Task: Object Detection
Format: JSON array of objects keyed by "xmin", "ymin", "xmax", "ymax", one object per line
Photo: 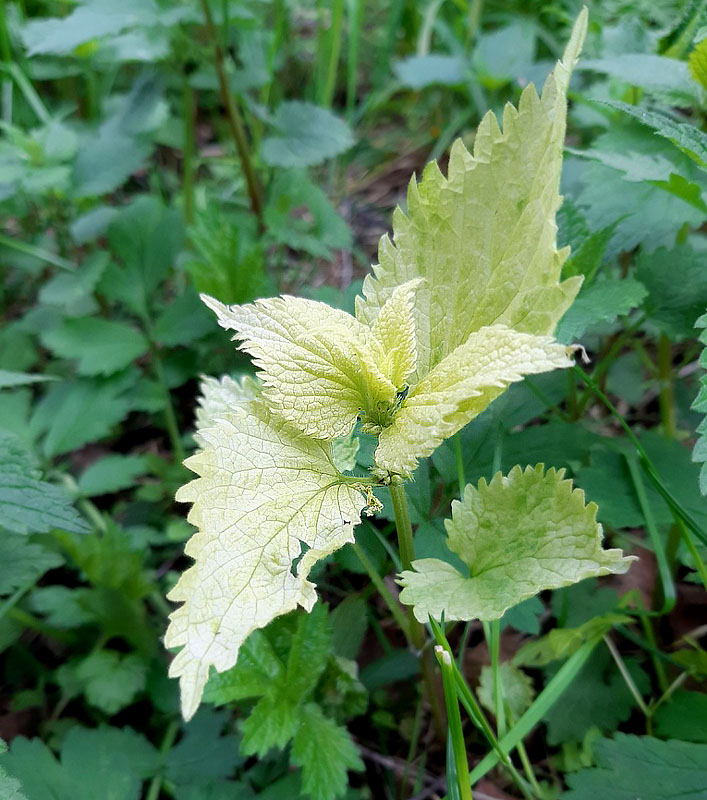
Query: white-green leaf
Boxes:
[
  {"xmin": 201, "ymin": 292, "xmax": 415, "ymax": 440},
  {"xmin": 478, "ymin": 662, "xmax": 535, "ymax": 720},
  {"xmin": 399, "ymin": 465, "xmax": 635, "ymax": 623},
  {"xmin": 356, "ymin": 10, "xmax": 587, "ymax": 380},
  {"xmin": 375, "ymin": 327, "xmax": 573, "ymax": 476},
  {"xmin": 166, "ymin": 391, "xmax": 367, "ymax": 720}
]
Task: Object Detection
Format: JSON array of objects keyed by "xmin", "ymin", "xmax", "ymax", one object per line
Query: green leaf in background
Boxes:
[
  {"xmin": 97, "ymin": 195, "xmax": 179, "ymax": 316},
  {"xmin": 472, "ymin": 19, "xmax": 536, "ymax": 87},
  {"xmin": 30, "ymin": 378, "xmax": 133, "ymax": 457},
  {"xmin": 165, "ymin": 710, "xmax": 243, "ymax": 788},
  {"xmin": 399, "ymin": 465, "xmax": 634, "ymax": 623},
  {"xmin": 291, "ymin": 703, "xmax": 363, "ymax": 800},
  {"xmin": 692, "ymin": 311, "xmax": 707, "ymax": 494},
  {"xmin": 0, "ymin": 370, "xmax": 56, "ymax": 388},
  {"xmin": 0, "ymin": 534, "xmax": 63, "ymax": 596},
  {"xmin": 185, "ymin": 208, "xmax": 273, "ymax": 305},
  {"xmin": 604, "ymin": 101, "xmax": 707, "ymax": 168},
  {"xmin": 544, "ymin": 648, "xmax": 649, "ymax": 744},
  {"xmin": 77, "ymin": 454, "xmax": 150, "ymax": 496},
  {"xmin": 72, "ymin": 650, "xmax": 147, "ymax": 714},
  {"xmin": 21, "ymin": 0, "xmax": 162, "ymax": 56},
  {"xmin": 152, "ymin": 288, "xmax": 215, "ymax": 347},
  {"xmin": 556, "ymin": 276, "xmax": 647, "ymax": 343},
  {"xmin": 394, "ymin": 55, "xmax": 465, "ymax": 88},
  {"xmin": 0, "ymin": 432, "xmax": 89, "ymax": 534},
  {"xmin": 653, "ymin": 690, "xmax": 707, "ymax": 743},
  {"xmin": 580, "ymin": 55, "xmax": 696, "ymax": 97},
  {"xmin": 265, "ymin": 170, "xmax": 352, "ymax": 259},
  {"xmin": 260, "ymin": 102, "xmax": 354, "ymax": 167},
  {"xmin": 72, "ymin": 75, "xmax": 167, "ymax": 198},
  {"xmin": 0, "ymin": 726, "xmax": 160, "ymax": 800},
  {"xmin": 41, "ymin": 317, "xmax": 149, "ymax": 376},
  {"xmin": 478, "ymin": 662, "xmax": 535, "ymax": 720},
  {"xmin": 636, "ymin": 245, "xmax": 707, "ymax": 340},
  {"xmin": 562, "ymin": 734, "xmax": 707, "ymax": 799}
]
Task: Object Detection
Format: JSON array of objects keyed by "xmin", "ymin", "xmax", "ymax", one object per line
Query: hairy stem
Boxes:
[
  {"xmin": 390, "ymin": 482, "xmax": 446, "ymax": 740},
  {"xmin": 199, "ymin": 0, "xmax": 264, "ymax": 226}
]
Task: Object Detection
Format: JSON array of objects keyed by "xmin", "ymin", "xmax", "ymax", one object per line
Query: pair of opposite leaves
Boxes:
[{"xmin": 165, "ymin": 8, "xmax": 633, "ymax": 721}]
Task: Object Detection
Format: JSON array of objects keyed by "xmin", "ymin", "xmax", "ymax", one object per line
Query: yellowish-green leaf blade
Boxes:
[
  {"xmin": 371, "ymin": 279, "xmax": 421, "ymax": 388},
  {"xmin": 375, "ymin": 326, "xmax": 573, "ymax": 476},
  {"xmin": 478, "ymin": 662, "xmax": 536, "ymax": 720},
  {"xmin": 399, "ymin": 464, "xmax": 635, "ymax": 623},
  {"xmin": 166, "ymin": 395, "xmax": 367, "ymax": 720},
  {"xmin": 202, "ymin": 293, "xmax": 395, "ymax": 439},
  {"xmin": 194, "ymin": 374, "xmax": 260, "ymax": 440},
  {"xmin": 356, "ymin": 9, "xmax": 587, "ymax": 379}
]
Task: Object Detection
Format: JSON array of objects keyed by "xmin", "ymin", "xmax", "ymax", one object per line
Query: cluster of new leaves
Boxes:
[{"xmin": 166, "ymin": 9, "xmax": 629, "ymax": 722}]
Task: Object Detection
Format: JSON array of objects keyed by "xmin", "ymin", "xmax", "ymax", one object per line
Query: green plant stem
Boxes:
[
  {"xmin": 182, "ymin": 77, "xmax": 196, "ymax": 225},
  {"xmin": 487, "ymin": 620, "xmax": 506, "ymax": 737},
  {"xmin": 389, "ymin": 483, "xmax": 446, "ymax": 740},
  {"xmin": 454, "ymin": 434, "xmax": 466, "ymax": 497},
  {"xmin": 604, "ymin": 635, "xmax": 650, "ymax": 718},
  {"xmin": 351, "ymin": 542, "xmax": 412, "ymax": 644},
  {"xmin": 466, "ymin": 639, "xmax": 599, "ymax": 789},
  {"xmin": 346, "ymin": 0, "xmax": 363, "ymax": 118},
  {"xmin": 574, "ymin": 365, "xmax": 707, "ymax": 548},
  {"xmin": 145, "ymin": 720, "xmax": 180, "ymax": 800},
  {"xmin": 199, "ymin": 0, "xmax": 264, "ymax": 226},
  {"xmin": 436, "ymin": 646, "xmax": 473, "ymax": 800},
  {"xmin": 430, "ymin": 618, "xmax": 534, "ymax": 800},
  {"xmin": 151, "ymin": 345, "xmax": 186, "ymax": 465},
  {"xmin": 8, "ymin": 608, "xmax": 73, "ymax": 643},
  {"xmin": 625, "ymin": 455, "xmax": 676, "ymax": 614},
  {"xmin": 677, "ymin": 517, "xmax": 707, "ymax": 590},
  {"xmin": 657, "ymin": 334, "xmax": 676, "ymax": 440},
  {"xmin": 0, "ymin": 232, "xmax": 75, "ymax": 271},
  {"xmin": 320, "ymin": 0, "xmax": 345, "ymax": 107}
]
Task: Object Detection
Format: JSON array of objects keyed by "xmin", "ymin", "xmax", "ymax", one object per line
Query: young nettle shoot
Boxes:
[{"xmin": 165, "ymin": 7, "xmax": 632, "ymax": 721}]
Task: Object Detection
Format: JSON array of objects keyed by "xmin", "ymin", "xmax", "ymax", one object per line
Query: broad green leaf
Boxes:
[
  {"xmin": 165, "ymin": 710, "xmax": 243, "ymax": 787},
  {"xmin": 636, "ymin": 245, "xmax": 707, "ymax": 341},
  {"xmin": 73, "ymin": 650, "xmax": 147, "ymax": 714},
  {"xmin": 562, "ymin": 734, "xmax": 707, "ymax": 799},
  {"xmin": 478, "ymin": 662, "xmax": 535, "ymax": 720},
  {"xmin": 356, "ymin": 10, "xmax": 587, "ymax": 380},
  {"xmin": 202, "ymin": 290, "xmax": 417, "ymax": 440},
  {"xmin": 0, "ymin": 758, "xmax": 28, "ymax": 800},
  {"xmin": 654, "ymin": 690, "xmax": 707, "ymax": 743},
  {"xmin": 0, "ymin": 432, "xmax": 89, "ymax": 535},
  {"xmin": 580, "ymin": 55, "xmax": 696, "ymax": 97},
  {"xmin": 692, "ymin": 311, "xmax": 707, "ymax": 495},
  {"xmin": 604, "ymin": 101, "xmax": 707, "ymax": 167},
  {"xmin": 374, "ymin": 327, "xmax": 573, "ymax": 475},
  {"xmin": 0, "ymin": 533, "xmax": 63, "ymax": 596},
  {"xmin": 77, "ymin": 454, "xmax": 150, "ymax": 496},
  {"xmin": 166, "ymin": 392, "xmax": 367, "ymax": 720},
  {"xmin": 399, "ymin": 465, "xmax": 634, "ymax": 623},
  {"xmin": 240, "ymin": 693, "xmax": 299, "ymax": 756},
  {"xmin": 30, "ymin": 378, "xmax": 133, "ymax": 457},
  {"xmin": 555, "ymin": 276, "xmax": 647, "ymax": 343},
  {"xmin": 544, "ymin": 647, "xmax": 650, "ymax": 744},
  {"xmin": 394, "ymin": 55, "xmax": 465, "ymax": 88},
  {"xmin": 0, "ymin": 726, "xmax": 160, "ymax": 800},
  {"xmin": 21, "ymin": 0, "xmax": 162, "ymax": 56},
  {"xmin": 104, "ymin": 195, "xmax": 182, "ymax": 317},
  {"xmin": 42, "ymin": 317, "xmax": 149, "ymax": 376},
  {"xmin": 291, "ymin": 704, "xmax": 363, "ymax": 800},
  {"xmin": 260, "ymin": 102, "xmax": 354, "ymax": 167},
  {"xmin": 265, "ymin": 170, "xmax": 352, "ymax": 260}
]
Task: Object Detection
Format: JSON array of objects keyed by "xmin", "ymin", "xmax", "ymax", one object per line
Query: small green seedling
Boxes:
[{"xmin": 165, "ymin": 7, "xmax": 632, "ymax": 722}]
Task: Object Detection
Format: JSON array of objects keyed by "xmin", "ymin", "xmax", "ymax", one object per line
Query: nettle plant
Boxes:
[{"xmin": 165, "ymin": 8, "xmax": 633, "ymax": 723}]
